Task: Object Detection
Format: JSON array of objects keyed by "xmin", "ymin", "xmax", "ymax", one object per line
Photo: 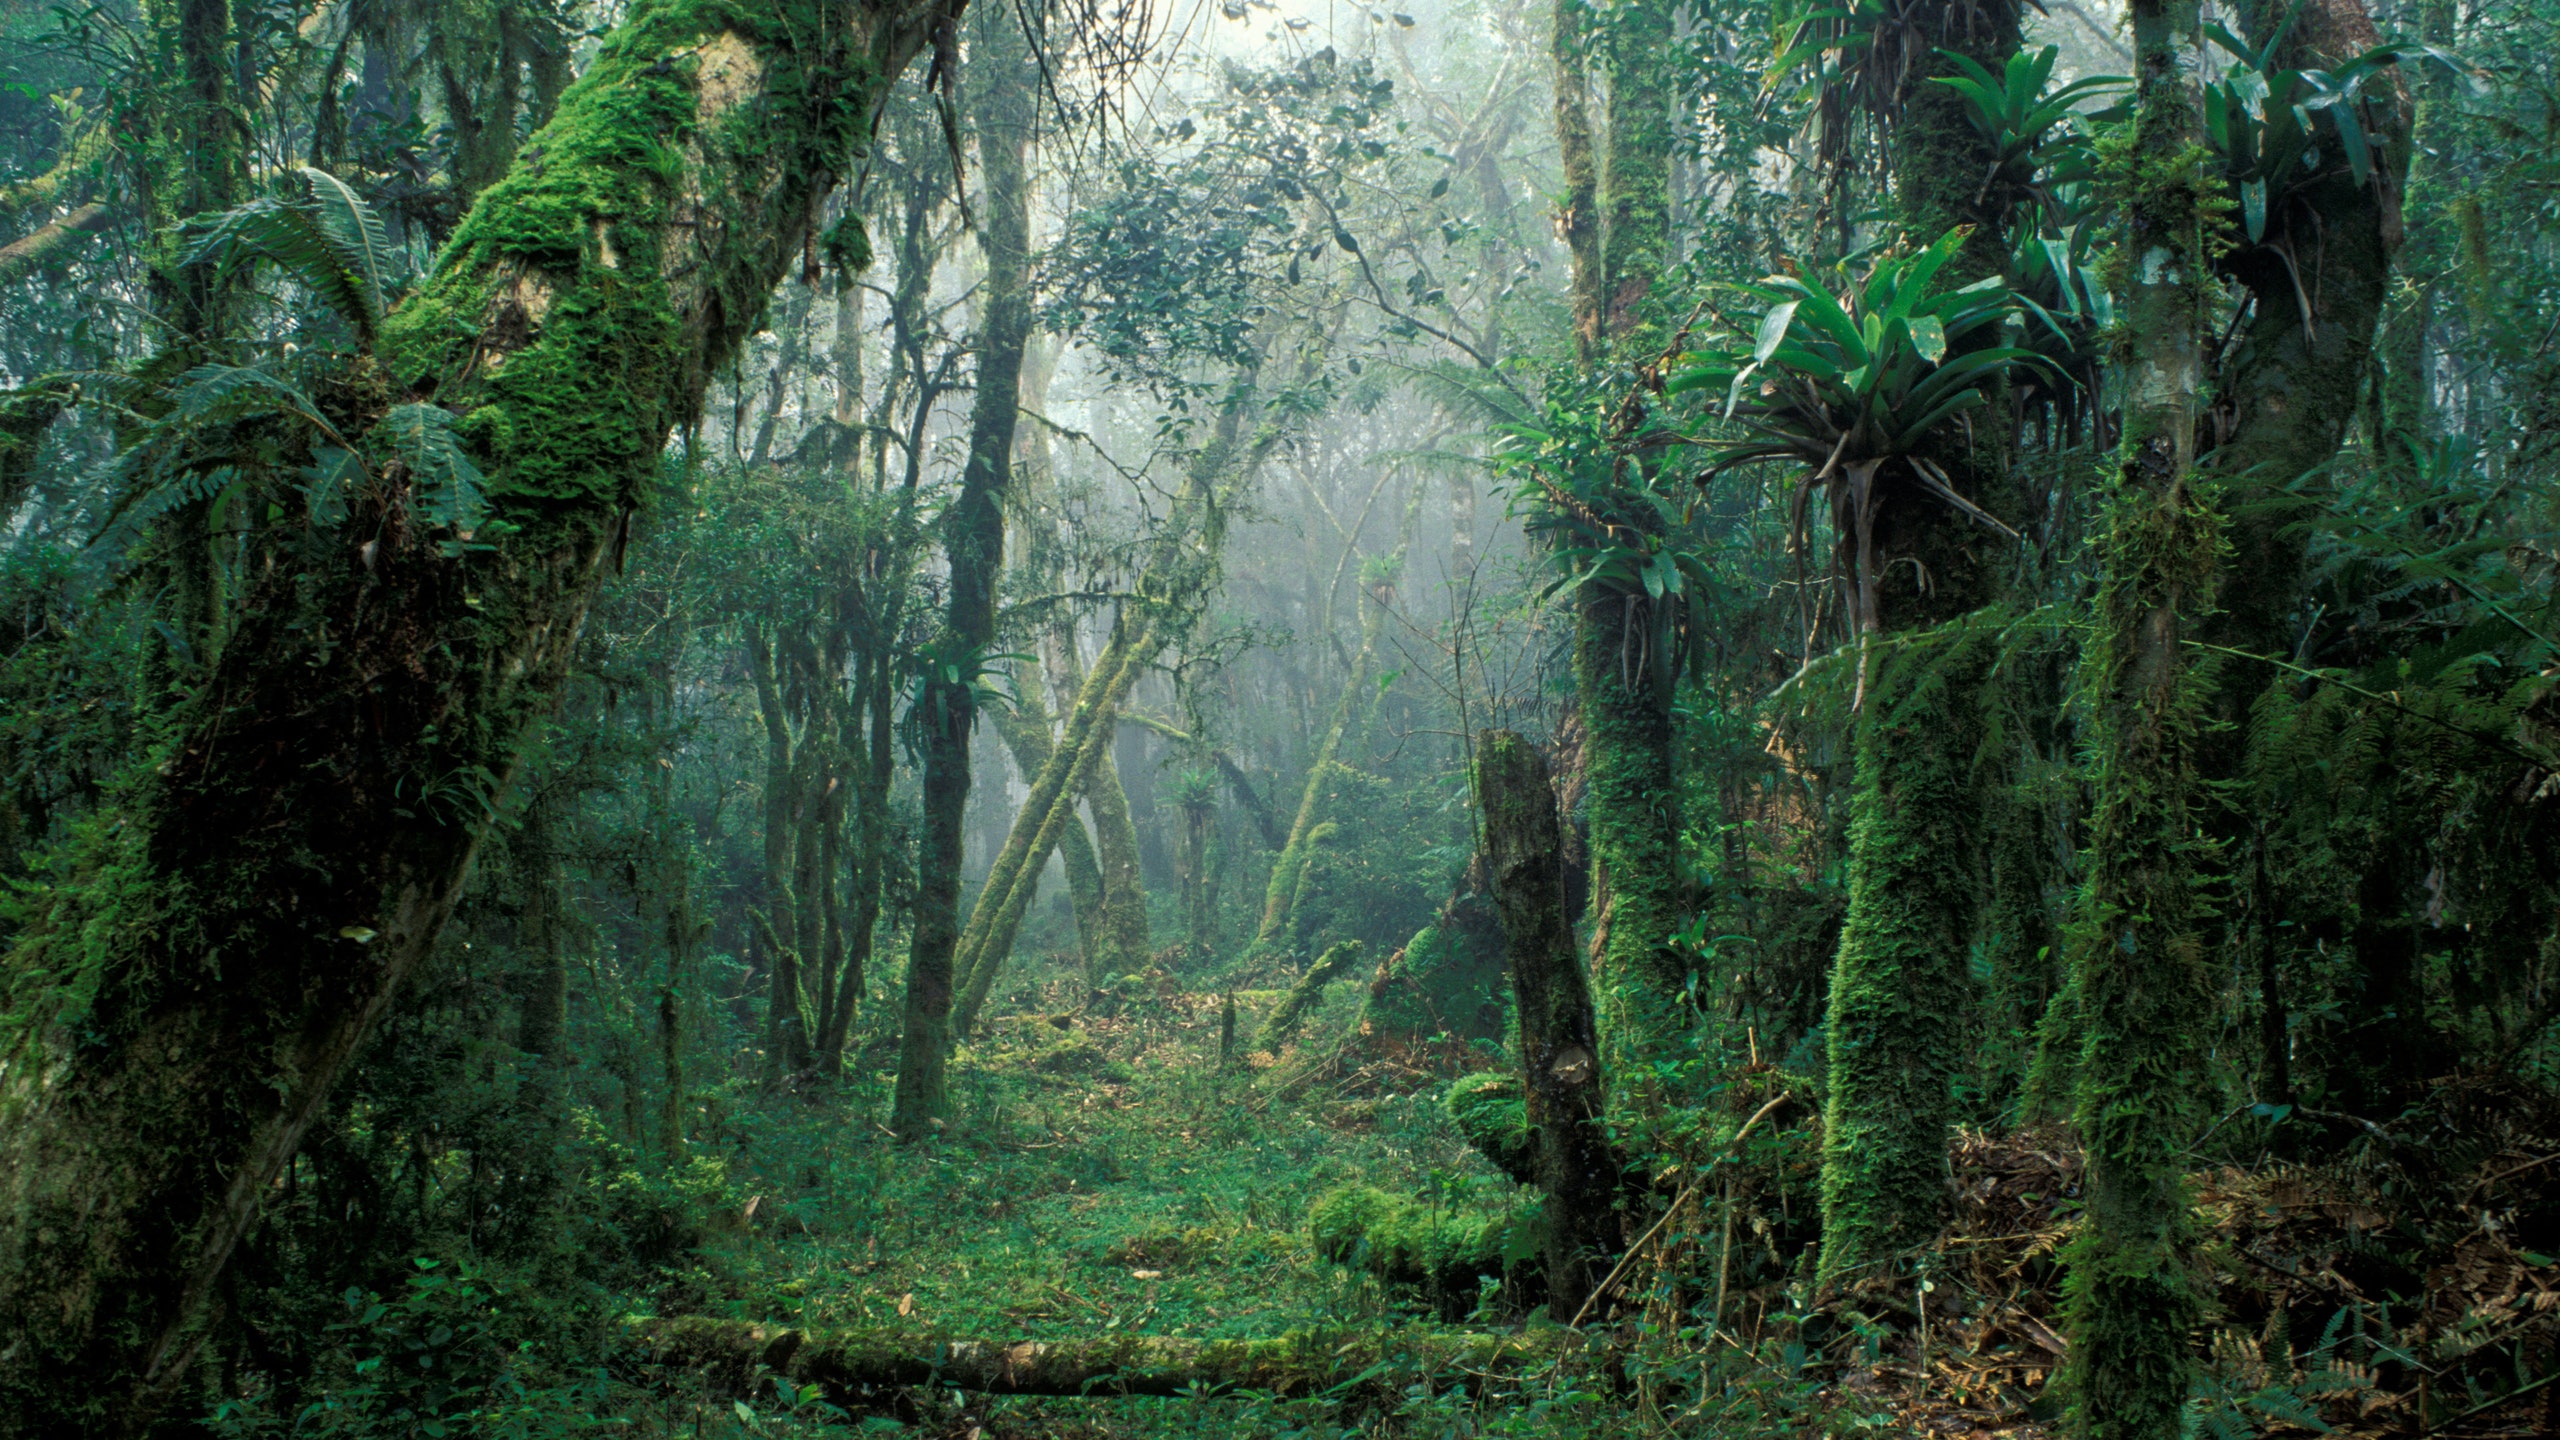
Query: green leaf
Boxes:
[
  {"xmin": 1752, "ymin": 301, "xmax": 1800, "ymax": 363},
  {"xmin": 1908, "ymin": 313, "xmax": 1947, "ymax": 364},
  {"xmin": 2243, "ymin": 179, "xmax": 2268, "ymax": 242}
]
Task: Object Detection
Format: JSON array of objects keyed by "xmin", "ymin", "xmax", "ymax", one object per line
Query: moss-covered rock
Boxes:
[{"xmin": 1307, "ymin": 1184, "xmax": 1543, "ymax": 1316}]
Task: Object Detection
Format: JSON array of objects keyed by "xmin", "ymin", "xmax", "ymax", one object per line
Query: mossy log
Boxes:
[
  {"xmin": 632, "ymin": 1316, "xmax": 1554, "ymax": 1399},
  {"xmin": 1306, "ymin": 1185, "xmax": 1542, "ymax": 1315}
]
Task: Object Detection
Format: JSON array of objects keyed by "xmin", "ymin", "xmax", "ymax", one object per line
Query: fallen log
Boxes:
[{"xmin": 630, "ymin": 1316, "xmax": 1562, "ymax": 1401}]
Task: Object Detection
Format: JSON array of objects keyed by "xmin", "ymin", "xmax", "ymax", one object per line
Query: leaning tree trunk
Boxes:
[
  {"xmin": 892, "ymin": 0, "xmax": 1036, "ymax": 1138},
  {"xmin": 992, "ymin": 693, "xmax": 1111, "ymax": 977},
  {"xmin": 0, "ymin": 2, "xmax": 952, "ymax": 1431},
  {"xmin": 1475, "ymin": 730, "xmax": 1617, "ymax": 1320},
  {"xmin": 1252, "ymin": 573, "xmax": 1388, "ymax": 958},
  {"xmin": 944, "ymin": 359, "xmax": 1287, "ymax": 1035},
  {"xmin": 2061, "ymin": 0, "xmax": 2223, "ymax": 1433}
]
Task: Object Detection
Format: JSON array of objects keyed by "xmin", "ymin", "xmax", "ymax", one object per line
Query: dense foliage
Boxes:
[{"xmin": 2, "ymin": 0, "xmax": 2557, "ymax": 1435}]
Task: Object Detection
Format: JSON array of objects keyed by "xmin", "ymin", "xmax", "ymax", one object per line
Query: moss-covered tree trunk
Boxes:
[
  {"xmin": 1181, "ymin": 788, "xmax": 1214, "ymax": 960},
  {"xmin": 992, "ymin": 693, "xmax": 1111, "ymax": 977},
  {"xmin": 1085, "ymin": 723, "xmax": 1153, "ymax": 981},
  {"xmin": 0, "ymin": 3, "xmax": 952, "ymax": 1429},
  {"xmin": 747, "ymin": 623, "xmax": 815, "ymax": 1076},
  {"xmin": 1814, "ymin": 0, "xmax": 2022, "ymax": 1295},
  {"xmin": 2060, "ymin": 0, "xmax": 2223, "ymax": 1432},
  {"xmin": 1475, "ymin": 730, "xmax": 1617, "ymax": 1319},
  {"xmin": 2196, "ymin": 0, "xmax": 2408, "ymax": 1126},
  {"xmin": 1549, "ymin": 0, "xmax": 1693, "ymax": 1095},
  {"xmin": 890, "ymin": 0, "xmax": 1036, "ymax": 1137}
]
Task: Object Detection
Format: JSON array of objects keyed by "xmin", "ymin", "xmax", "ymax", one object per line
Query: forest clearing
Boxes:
[{"xmin": 1, "ymin": 0, "xmax": 2556, "ymax": 1434}]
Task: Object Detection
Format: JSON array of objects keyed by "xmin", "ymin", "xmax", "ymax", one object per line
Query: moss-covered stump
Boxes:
[
  {"xmin": 1357, "ymin": 893, "xmax": 1509, "ymax": 1050},
  {"xmin": 1308, "ymin": 1184, "xmax": 1543, "ymax": 1315},
  {"xmin": 1445, "ymin": 1072, "xmax": 1535, "ymax": 1185},
  {"xmin": 631, "ymin": 1315, "xmax": 1557, "ymax": 1399}
]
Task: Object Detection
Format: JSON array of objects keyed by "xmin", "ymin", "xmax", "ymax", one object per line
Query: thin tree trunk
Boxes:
[
  {"xmin": 748, "ymin": 624, "xmax": 813, "ymax": 1077},
  {"xmin": 1475, "ymin": 730, "xmax": 1615, "ymax": 1321},
  {"xmin": 2061, "ymin": 0, "xmax": 2222, "ymax": 1430},
  {"xmin": 892, "ymin": 3, "xmax": 1037, "ymax": 1138},
  {"xmin": 991, "ymin": 693, "xmax": 1111, "ymax": 976},
  {"xmin": 1253, "ymin": 576, "xmax": 1390, "ymax": 956},
  {"xmin": 1085, "ymin": 739, "xmax": 1152, "ymax": 979},
  {"xmin": 0, "ymin": 5, "xmax": 949, "ymax": 1429},
  {"xmin": 944, "ymin": 357, "xmax": 1296, "ymax": 1033}
]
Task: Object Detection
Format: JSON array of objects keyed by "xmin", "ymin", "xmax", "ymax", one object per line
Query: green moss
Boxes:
[
  {"xmin": 1444, "ymin": 1072, "xmax": 1534, "ymax": 1185},
  {"xmin": 1817, "ymin": 630, "xmax": 1991, "ymax": 1292},
  {"xmin": 1358, "ymin": 896, "xmax": 1508, "ymax": 1045},
  {"xmin": 1251, "ymin": 938, "xmax": 1363, "ymax": 1052},
  {"xmin": 1307, "ymin": 1184, "xmax": 1540, "ymax": 1306},
  {"xmin": 1576, "ymin": 591, "xmax": 1691, "ymax": 1099}
]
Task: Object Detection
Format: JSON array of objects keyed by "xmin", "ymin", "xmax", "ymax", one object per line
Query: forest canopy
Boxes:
[{"xmin": 0, "ymin": 0, "xmax": 2555, "ymax": 1435}]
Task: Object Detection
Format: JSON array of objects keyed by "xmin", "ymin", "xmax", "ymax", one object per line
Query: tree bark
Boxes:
[
  {"xmin": 0, "ymin": 3, "xmax": 952, "ymax": 1430},
  {"xmin": 991, "ymin": 689, "xmax": 1111, "ymax": 977},
  {"xmin": 1475, "ymin": 730, "xmax": 1616, "ymax": 1321}
]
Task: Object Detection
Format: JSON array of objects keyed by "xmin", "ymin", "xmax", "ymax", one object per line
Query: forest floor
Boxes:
[{"xmin": 219, "ymin": 970, "xmax": 2560, "ymax": 1438}]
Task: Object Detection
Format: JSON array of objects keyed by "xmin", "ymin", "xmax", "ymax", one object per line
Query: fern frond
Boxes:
[
  {"xmin": 296, "ymin": 166, "xmax": 392, "ymax": 329},
  {"xmin": 179, "ymin": 167, "xmax": 400, "ymax": 345},
  {"xmin": 378, "ymin": 402, "xmax": 487, "ymax": 531}
]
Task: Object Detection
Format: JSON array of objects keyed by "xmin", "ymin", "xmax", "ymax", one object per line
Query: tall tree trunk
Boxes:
[
  {"xmin": 1475, "ymin": 730, "xmax": 1615, "ymax": 1320},
  {"xmin": 0, "ymin": 4, "xmax": 951, "ymax": 1429},
  {"xmin": 1551, "ymin": 0, "xmax": 1693, "ymax": 1100},
  {"xmin": 892, "ymin": 1, "xmax": 1037, "ymax": 1138},
  {"xmin": 1181, "ymin": 792, "xmax": 1213, "ymax": 960},
  {"xmin": 1549, "ymin": 0, "xmax": 1601, "ymax": 366},
  {"xmin": 747, "ymin": 624, "xmax": 813, "ymax": 1077},
  {"xmin": 1814, "ymin": 0, "xmax": 2022, "ymax": 1295},
  {"xmin": 2061, "ymin": 0, "xmax": 2223, "ymax": 1431}
]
